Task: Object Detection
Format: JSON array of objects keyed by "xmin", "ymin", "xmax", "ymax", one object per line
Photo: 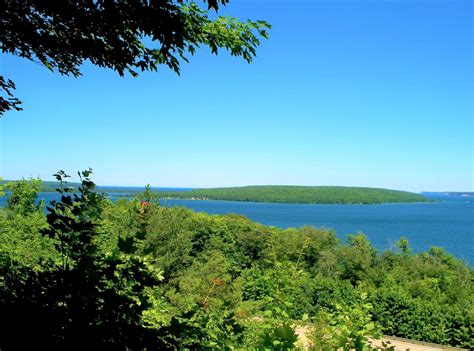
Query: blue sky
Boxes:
[{"xmin": 1, "ymin": 0, "xmax": 472, "ymax": 191}]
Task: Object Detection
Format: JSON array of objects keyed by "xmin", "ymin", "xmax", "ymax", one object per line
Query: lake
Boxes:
[{"xmin": 1, "ymin": 191, "xmax": 472, "ymax": 265}]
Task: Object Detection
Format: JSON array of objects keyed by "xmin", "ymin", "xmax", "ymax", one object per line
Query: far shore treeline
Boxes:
[
  {"xmin": 0, "ymin": 181, "xmax": 429, "ymax": 204},
  {"xmin": 158, "ymin": 186, "xmax": 429, "ymax": 204}
]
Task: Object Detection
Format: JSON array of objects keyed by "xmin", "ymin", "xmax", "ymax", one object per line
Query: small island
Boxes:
[{"xmin": 158, "ymin": 185, "xmax": 429, "ymax": 204}]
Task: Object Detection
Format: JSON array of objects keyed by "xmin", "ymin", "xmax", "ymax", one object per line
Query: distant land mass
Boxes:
[
  {"xmin": 158, "ymin": 185, "xmax": 430, "ymax": 204},
  {"xmin": 0, "ymin": 180, "xmax": 145, "ymax": 194},
  {"xmin": 0, "ymin": 180, "xmax": 77, "ymax": 192}
]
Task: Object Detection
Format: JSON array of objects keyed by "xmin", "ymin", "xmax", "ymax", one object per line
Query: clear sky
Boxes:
[{"xmin": 0, "ymin": 0, "xmax": 473, "ymax": 191}]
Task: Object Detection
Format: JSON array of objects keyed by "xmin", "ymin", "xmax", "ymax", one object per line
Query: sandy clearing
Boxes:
[{"xmin": 294, "ymin": 327, "xmax": 467, "ymax": 351}]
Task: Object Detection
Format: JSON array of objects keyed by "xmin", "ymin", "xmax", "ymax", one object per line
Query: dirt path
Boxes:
[
  {"xmin": 371, "ymin": 336, "xmax": 468, "ymax": 351},
  {"xmin": 294, "ymin": 327, "xmax": 467, "ymax": 351}
]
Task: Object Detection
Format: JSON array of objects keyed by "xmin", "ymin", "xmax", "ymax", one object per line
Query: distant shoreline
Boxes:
[{"xmin": 159, "ymin": 196, "xmax": 434, "ymax": 206}]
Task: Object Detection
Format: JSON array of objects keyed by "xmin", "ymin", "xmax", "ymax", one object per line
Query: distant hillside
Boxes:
[
  {"xmin": 1, "ymin": 179, "xmax": 78, "ymax": 192},
  {"xmin": 158, "ymin": 185, "xmax": 429, "ymax": 204},
  {"xmin": 0, "ymin": 180, "xmax": 138, "ymax": 194}
]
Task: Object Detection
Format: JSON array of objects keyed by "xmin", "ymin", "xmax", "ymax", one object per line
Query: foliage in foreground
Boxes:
[{"xmin": 0, "ymin": 174, "xmax": 472, "ymax": 349}]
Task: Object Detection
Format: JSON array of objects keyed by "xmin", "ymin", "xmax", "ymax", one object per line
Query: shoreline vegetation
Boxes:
[{"xmin": 0, "ymin": 181, "xmax": 431, "ymax": 205}]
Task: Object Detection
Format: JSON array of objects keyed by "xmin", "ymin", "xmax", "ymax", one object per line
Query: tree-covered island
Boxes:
[{"xmin": 158, "ymin": 185, "xmax": 430, "ymax": 204}]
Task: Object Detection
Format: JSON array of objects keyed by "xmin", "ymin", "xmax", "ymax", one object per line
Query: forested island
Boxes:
[
  {"xmin": 1, "ymin": 177, "xmax": 471, "ymax": 349},
  {"xmin": 159, "ymin": 185, "xmax": 429, "ymax": 204}
]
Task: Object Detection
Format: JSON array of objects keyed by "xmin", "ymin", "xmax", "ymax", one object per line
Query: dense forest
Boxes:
[
  {"xmin": 159, "ymin": 186, "xmax": 429, "ymax": 204},
  {"xmin": 0, "ymin": 176, "xmax": 471, "ymax": 349}
]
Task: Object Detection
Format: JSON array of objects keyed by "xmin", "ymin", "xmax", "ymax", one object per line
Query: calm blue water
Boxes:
[
  {"xmin": 1, "ymin": 191, "xmax": 472, "ymax": 265},
  {"xmin": 161, "ymin": 194, "xmax": 473, "ymax": 265}
]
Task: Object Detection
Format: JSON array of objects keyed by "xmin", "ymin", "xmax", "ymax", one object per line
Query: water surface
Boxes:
[{"xmin": 161, "ymin": 193, "xmax": 473, "ymax": 265}]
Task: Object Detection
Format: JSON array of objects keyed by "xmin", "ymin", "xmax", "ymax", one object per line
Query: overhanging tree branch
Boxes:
[{"xmin": 0, "ymin": 0, "xmax": 270, "ymax": 116}]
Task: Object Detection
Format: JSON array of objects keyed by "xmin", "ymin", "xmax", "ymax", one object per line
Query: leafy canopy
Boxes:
[
  {"xmin": 5, "ymin": 178, "xmax": 43, "ymax": 215},
  {"xmin": 1, "ymin": 170, "xmax": 164, "ymax": 349},
  {"xmin": 0, "ymin": 0, "xmax": 270, "ymax": 115}
]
